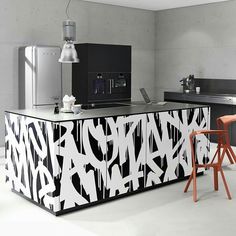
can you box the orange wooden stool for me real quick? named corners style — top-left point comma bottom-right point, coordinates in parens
top-left (184, 130), bottom-right (232, 202)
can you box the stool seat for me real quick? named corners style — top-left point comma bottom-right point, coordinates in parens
top-left (217, 114), bottom-right (236, 126)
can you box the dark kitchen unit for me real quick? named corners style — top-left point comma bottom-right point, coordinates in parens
top-left (164, 78), bottom-right (236, 145)
top-left (72, 43), bottom-right (131, 108)
top-left (5, 103), bottom-right (209, 215)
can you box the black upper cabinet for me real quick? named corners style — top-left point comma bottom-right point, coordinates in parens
top-left (72, 43), bottom-right (132, 104)
top-left (87, 44), bottom-right (131, 72)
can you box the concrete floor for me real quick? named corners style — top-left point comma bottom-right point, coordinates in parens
top-left (1, 152), bottom-right (236, 236)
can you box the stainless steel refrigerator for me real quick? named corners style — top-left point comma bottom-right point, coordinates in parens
top-left (19, 46), bottom-right (62, 109)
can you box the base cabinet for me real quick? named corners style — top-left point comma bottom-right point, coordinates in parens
top-left (146, 111), bottom-right (180, 187)
top-left (5, 106), bottom-right (210, 215)
top-left (145, 107), bottom-right (210, 188)
top-left (178, 108), bottom-right (210, 177)
top-left (5, 113), bottom-right (58, 212)
top-left (105, 114), bottom-right (147, 198)
top-left (55, 118), bottom-right (107, 210)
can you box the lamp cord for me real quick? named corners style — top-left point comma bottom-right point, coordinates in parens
top-left (66, 0), bottom-right (72, 19)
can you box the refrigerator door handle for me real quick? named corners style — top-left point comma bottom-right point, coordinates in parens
top-left (109, 79), bottom-right (112, 94)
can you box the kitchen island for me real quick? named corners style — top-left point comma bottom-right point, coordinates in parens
top-left (5, 102), bottom-right (210, 215)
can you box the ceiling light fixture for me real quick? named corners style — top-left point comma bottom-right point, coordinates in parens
top-left (59, 0), bottom-right (79, 63)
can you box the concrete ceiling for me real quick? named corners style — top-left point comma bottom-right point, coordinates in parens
top-left (82, 0), bottom-right (231, 11)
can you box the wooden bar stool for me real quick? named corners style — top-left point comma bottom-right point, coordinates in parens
top-left (213, 115), bottom-right (236, 164)
top-left (184, 130), bottom-right (232, 202)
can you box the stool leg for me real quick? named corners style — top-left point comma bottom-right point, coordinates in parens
top-left (193, 167), bottom-right (197, 202)
top-left (184, 171), bottom-right (193, 193)
top-left (219, 168), bottom-right (232, 200)
top-left (211, 146), bottom-right (220, 164)
top-left (219, 147), bottom-right (227, 166)
top-left (228, 146), bottom-right (236, 163)
top-left (225, 148), bottom-right (234, 164)
top-left (213, 167), bottom-right (218, 191)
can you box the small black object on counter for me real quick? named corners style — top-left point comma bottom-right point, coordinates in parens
top-left (54, 103), bottom-right (59, 114)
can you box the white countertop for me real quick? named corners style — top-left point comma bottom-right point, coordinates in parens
top-left (5, 102), bottom-right (209, 122)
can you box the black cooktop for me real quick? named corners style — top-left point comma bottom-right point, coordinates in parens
top-left (81, 103), bottom-right (131, 110)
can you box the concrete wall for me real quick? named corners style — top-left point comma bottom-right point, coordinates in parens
top-left (155, 0), bottom-right (236, 100)
top-left (3, 0), bottom-right (236, 147)
top-left (0, 0), bottom-right (156, 146)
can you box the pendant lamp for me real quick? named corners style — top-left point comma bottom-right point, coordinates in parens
top-left (59, 0), bottom-right (79, 63)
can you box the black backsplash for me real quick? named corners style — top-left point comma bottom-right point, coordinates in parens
top-left (195, 78), bottom-right (236, 94)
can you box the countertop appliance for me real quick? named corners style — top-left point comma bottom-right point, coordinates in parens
top-left (72, 43), bottom-right (131, 107)
top-left (19, 46), bottom-right (62, 109)
top-left (180, 74), bottom-right (195, 93)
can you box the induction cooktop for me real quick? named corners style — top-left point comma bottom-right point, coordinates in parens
top-left (81, 103), bottom-right (131, 110)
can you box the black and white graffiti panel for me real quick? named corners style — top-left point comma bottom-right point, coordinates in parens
top-left (145, 107), bottom-right (210, 188)
top-left (54, 118), bottom-right (107, 210)
top-left (178, 108), bottom-right (210, 177)
top-left (105, 114), bottom-right (147, 197)
top-left (5, 113), bottom-right (58, 211)
top-left (5, 107), bottom-right (209, 213)
top-left (55, 115), bottom-right (147, 210)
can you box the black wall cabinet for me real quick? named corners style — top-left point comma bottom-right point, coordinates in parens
top-left (72, 43), bottom-right (131, 104)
